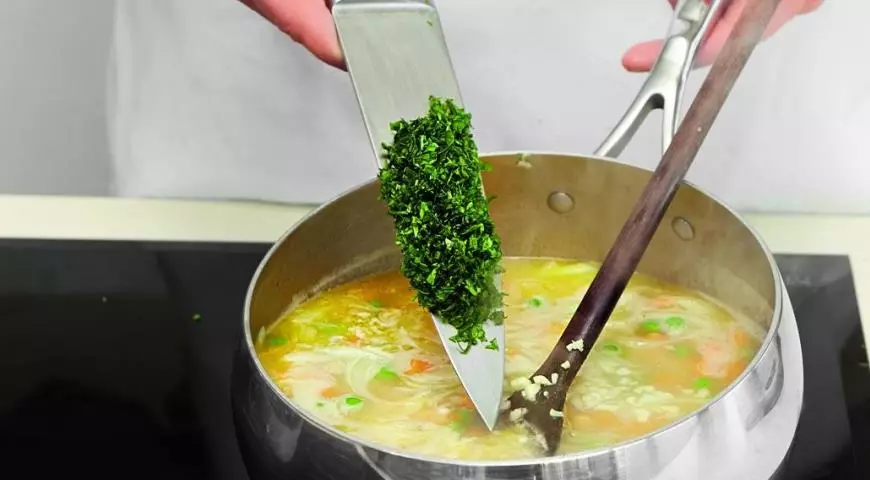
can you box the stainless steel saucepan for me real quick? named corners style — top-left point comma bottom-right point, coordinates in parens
top-left (231, 0), bottom-right (804, 478)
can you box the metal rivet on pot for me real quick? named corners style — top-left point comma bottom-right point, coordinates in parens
top-left (547, 192), bottom-right (575, 213)
top-left (671, 216), bottom-right (695, 241)
top-left (516, 153), bottom-right (533, 169)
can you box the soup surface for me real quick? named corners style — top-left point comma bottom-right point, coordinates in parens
top-left (255, 258), bottom-right (763, 460)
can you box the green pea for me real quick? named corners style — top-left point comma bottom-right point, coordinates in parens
top-left (665, 316), bottom-right (685, 329)
top-left (267, 336), bottom-right (288, 347)
top-left (641, 320), bottom-right (661, 333)
top-left (451, 408), bottom-right (474, 433)
top-left (528, 296), bottom-right (544, 308)
top-left (458, 408), bottom-right (473, 423)
top-left (374, 367), bottom-right (400, 381)
top-left (693, 377), bottom-right (712, 390)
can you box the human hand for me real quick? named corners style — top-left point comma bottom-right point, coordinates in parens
top-left (621, 0), bottom-right (823, 72)
top-left (239, 0), bottom-right (345, 69)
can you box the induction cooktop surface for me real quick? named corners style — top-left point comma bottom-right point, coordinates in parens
top-left (0, 240), bottom-right (867, 479)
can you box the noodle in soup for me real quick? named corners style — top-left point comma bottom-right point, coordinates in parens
top-left (255, 258), bottom-right (763, 460)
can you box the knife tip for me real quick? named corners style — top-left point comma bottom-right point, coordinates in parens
top-left (432, 314), bottom-right (506, 433)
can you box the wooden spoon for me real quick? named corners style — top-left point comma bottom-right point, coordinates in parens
top-left (502, 0), bottom-right (785, 455)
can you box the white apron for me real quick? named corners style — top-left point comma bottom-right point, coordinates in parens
top-left (108, 0), bottom-right (869, 213)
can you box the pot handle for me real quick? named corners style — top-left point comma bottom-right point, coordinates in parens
top-left (594, 0), bottom-right (727, 159)
top-left (743, 336), bottom-right (785, 430)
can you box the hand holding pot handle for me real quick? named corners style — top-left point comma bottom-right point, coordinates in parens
top-left (594, 0), bottom-right (725, 159)
top-left (623, 0), bottom-right (824, 72)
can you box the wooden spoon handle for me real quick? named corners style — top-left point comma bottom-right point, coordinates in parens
top-left (551, 0), bottom-right (784, 375)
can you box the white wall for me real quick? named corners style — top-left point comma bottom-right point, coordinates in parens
top-left (0, 1), bottom-right (864, 214)
top-left (0, 0), bottom-right (113, 195)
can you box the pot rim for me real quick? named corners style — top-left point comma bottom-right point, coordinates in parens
top-left (241, 150), bottom-right (785, 468)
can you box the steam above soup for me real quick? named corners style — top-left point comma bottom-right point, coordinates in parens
top-left (255, 258), bottom-right (762, 460)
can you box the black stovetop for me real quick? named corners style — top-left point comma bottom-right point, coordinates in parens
top-left (0, 240), bottom-right (867, 480)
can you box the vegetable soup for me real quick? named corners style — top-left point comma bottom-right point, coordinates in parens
top-left (255, 258), bottom-right (763, 460)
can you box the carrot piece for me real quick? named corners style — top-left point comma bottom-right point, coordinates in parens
top-left (405, 358), bottom-right (433, 374)
top-left (732, 329), bottom-right (749, 347)
top-left (320, 386), bottom-right (343, 398)
top-left (698, 340), bottom-right (725, 356)
top-left (726, 360), bottom-right (748, 379)
top-left (651, 296), bottom-right (676, 308)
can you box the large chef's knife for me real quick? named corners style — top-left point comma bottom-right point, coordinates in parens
top-left (332, 0), bottom-right (505, 431)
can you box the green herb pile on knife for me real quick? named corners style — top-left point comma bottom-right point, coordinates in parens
top-left (378, 96), bottom-right (504, 352)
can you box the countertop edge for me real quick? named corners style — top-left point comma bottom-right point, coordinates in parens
top-left (1, 195), bottom-right (868, 344)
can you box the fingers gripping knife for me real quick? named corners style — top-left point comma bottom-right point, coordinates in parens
top-left (332, 0), bottom-right (505, 431)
